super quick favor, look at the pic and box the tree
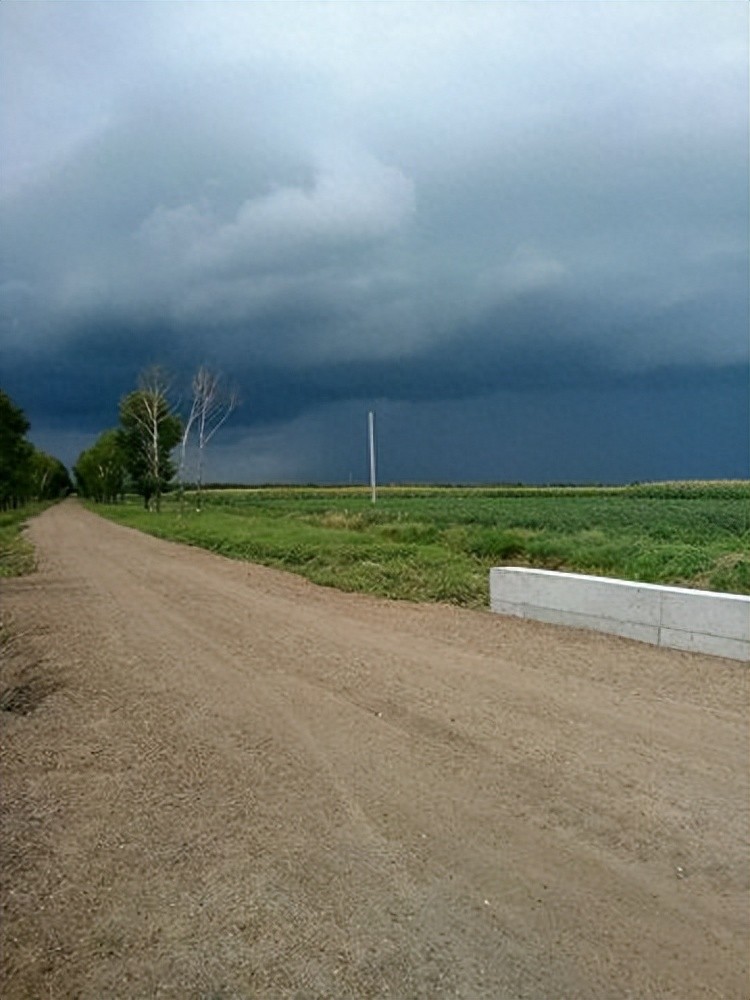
[119,368,182,511]
[73,430,126,502]
[180,365,238,510]
[0,389,34,509]
[31,450,72,500]
[1,390,71,508]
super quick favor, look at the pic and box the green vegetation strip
[0,505,52,578]
[90,482,750,606]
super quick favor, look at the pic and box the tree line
[0,390,72,510]
[74,365,237,511]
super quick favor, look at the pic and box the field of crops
[91,481,750,606]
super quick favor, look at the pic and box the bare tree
[181,366,238,509]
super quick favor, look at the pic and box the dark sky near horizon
[1,2,748,483]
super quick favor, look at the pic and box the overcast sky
[1,2,748,483]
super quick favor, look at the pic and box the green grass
[0,505,49,577]
[89,481,750,606]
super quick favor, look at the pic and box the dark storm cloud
[1,2,747,479]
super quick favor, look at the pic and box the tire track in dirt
[1,500,748,999]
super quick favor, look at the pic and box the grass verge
[88,483,750,605]
[0,506,48,578]
[90,500,487,605]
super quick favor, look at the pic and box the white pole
[368,410,377,504]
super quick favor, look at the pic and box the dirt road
[1,501,747,999]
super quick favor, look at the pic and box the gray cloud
[1,2,747,480]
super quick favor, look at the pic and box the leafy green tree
[31,449,72,500]
[119,368,182,511]
[0,390,70,508]
[73,430,126,502]
[0,389,34,509]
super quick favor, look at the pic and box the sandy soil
[1,500,748,999]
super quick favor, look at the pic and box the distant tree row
[0,390,72,510]
[74,365,237,511]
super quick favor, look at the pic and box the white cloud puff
[138,149,415,279]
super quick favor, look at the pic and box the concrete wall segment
[490,568,750,662]
[660,589,750,640]
[658,628,750,661]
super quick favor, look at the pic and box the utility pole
[368,410,377,504]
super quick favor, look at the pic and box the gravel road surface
[1,500,747,998]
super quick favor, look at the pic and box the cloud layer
[1,3,747,480]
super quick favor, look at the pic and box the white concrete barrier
[490,568,750,662]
